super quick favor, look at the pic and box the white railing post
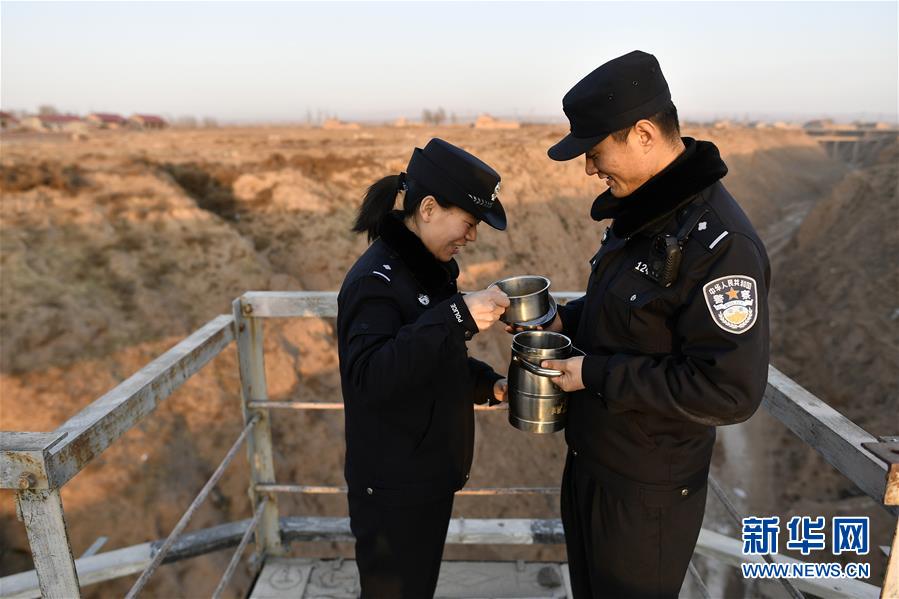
[15,488,81,598]
[233,298,284,559]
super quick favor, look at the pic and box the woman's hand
[493,378,508,403]
[463,287,510,331]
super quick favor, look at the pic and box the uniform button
[629,294,637,301]
[572,450,578,457]
[366,487,373,495]
[681,488,689,497]
[465,473,470,480]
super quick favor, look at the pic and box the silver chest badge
[418,294,430,306]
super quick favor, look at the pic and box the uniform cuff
[581,354,612,398]
[444,293,480,338]
[474,370,505,406]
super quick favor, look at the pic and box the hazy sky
[2,1,897,123]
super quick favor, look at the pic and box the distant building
[473,114,520,130]
[803,119,835,130]
[129,114,167,130]
[87,112,127,129]
[321,118,361,130]
[0,111,19,129]
[33,114,85,132]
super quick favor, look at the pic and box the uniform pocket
[604,272,668,352]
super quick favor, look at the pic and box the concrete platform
[249,557,572,598]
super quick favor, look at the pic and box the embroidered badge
[418,294,430,306]
[383,264,391,270]
[703,275,758,334]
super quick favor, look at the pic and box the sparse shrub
[0,162,89,194]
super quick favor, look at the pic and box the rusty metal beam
[763,365,891,512]
[42,314,234,489]
[15,489,80,598]
[238,291,583,319]
[233,299,283,558]
[0,432,68,490]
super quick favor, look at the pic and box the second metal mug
[507,330,577,434]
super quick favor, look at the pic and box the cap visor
[547,132,607,161]
[482,203,507,231]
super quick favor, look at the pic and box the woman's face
[416,198,479,262]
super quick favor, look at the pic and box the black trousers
[561,452,707,599]
[348,491,454,599]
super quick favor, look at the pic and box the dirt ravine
[1,125,893,597]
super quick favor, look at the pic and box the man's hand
[493,378,508,403]
[541,355,585,392]
[503,311,564,334]
[463,286,510,331]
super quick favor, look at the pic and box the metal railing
[1,291,896,599]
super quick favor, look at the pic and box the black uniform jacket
[337,212,502,505]
[558,138,770,490]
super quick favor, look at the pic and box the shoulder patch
[689,210,729,252]
[702,275,759,334]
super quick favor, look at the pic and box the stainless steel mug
[507,330,578,433]
[493,275,552,325]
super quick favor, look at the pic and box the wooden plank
[447,518,545,544]
[14,489,80,599]
[233,300,283,557]
[278,517,565,545]
[240,291,583,319]
[693,528,881,599]
[0,432,66,490]
[883,518,899,599]
[256,483,558,496]
[762,365,889,508]
[887,465,899,507]
[44,314,234,488]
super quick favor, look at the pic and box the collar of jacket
[590,137,728,238]
[377,210,460,294]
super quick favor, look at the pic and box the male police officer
[540,51,770,597]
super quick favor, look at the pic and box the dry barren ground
[0,125,895,597]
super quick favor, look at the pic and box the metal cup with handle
[507,331,583,433]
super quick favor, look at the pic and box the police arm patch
[702,275,759,334]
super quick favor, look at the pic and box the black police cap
[406,138,507,231]
[548,50,671,161]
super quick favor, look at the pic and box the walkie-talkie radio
[643,204,708,288]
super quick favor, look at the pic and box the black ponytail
[352,175,402,242]
[352,173,452,242]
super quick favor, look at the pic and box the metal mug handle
[512,346,586,378]
[512,354,563,378]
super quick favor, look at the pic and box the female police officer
[337,138,510,598]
